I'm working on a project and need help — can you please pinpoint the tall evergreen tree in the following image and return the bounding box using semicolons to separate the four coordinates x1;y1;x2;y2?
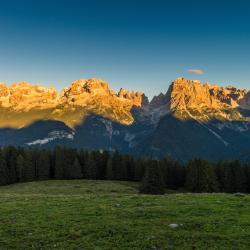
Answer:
37;150;51;180
24;150;36;182
78;149;87;178
161;157;185;190
125;156;135;181
0;150;8;186
96;150;109;179
85;152;98;179
54;146;65;179
221;161;247;193
16;154;25;182
134;158;145;181
3;146;18;184
215;161;227;192
245;164;250;193
106;157;114;180
69;158;83;179
140;160;165;195
112;151;127;180
232;161;246;193
185;159;218;193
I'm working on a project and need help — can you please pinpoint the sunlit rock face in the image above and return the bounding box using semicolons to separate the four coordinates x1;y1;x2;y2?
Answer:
55;78;146;127
159;77;248;121
0;77;249;129
0;82;57;110
240;91;250;109
0;78;146;128
1;77;250;161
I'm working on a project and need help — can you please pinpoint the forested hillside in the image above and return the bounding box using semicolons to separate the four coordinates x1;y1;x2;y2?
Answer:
1;146;250;193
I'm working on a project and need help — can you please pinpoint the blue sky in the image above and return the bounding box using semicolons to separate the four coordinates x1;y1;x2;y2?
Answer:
0;0;249;98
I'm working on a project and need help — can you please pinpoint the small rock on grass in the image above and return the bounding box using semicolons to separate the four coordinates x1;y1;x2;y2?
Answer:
234;193;245;197
169;223;182;228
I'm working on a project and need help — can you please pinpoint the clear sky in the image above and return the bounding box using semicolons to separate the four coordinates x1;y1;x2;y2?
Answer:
0;0;249;99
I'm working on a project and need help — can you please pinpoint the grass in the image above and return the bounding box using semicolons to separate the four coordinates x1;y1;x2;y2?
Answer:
0;180;250;249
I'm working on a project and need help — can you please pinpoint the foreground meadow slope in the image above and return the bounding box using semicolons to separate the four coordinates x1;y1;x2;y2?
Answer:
0;180;250;249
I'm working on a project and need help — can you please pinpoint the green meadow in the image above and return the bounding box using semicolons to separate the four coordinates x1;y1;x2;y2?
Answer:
0;180;249;249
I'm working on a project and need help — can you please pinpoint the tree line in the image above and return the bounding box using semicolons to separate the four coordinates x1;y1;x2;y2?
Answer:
0;146;250;194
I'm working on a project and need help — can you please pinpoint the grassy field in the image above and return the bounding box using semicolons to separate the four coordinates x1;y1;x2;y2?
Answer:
0;180;250;249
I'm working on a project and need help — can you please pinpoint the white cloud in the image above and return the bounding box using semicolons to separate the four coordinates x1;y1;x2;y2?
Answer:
188;69;204;75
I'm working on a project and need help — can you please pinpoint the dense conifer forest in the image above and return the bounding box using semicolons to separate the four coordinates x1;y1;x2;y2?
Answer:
1;146;250;194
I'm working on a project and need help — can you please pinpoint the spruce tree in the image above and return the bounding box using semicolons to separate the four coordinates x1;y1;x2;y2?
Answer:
16;154;25;182
69;158;83;179
134;158;144;181
222;161;247;193
3;146;18;184
0;150;8;186
106;157;114;180
215;161;227;192
140;160;165;195
161;157;185;190
54;146;65;179
97;150;109;179
37;150;51;180
24;150;35;182
222;161;234;193
232;161;246;193
245;164;250;193
125;156;135;181
112;151;127;180
85;152;97;179
78;150;88;178
185;159;218;193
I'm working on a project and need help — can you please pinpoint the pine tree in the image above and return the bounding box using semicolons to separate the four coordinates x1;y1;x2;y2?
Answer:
134;158;145;181
54;146;65;179
112;151;127;180
245;164;250;193
222;161;234;193
69;158;83;179
221;161;247;193
3;146;18;184
24;150;35;182
96;150;109;179
16;154;25;182
125;156;135;181
106;157;114;180
0;150;8;186
215;161;227;192
140;160;165;195
185;159;218;193
160;157;185;190
230;161;246;193
78;149;87;178
37;150;51;180
85;152;97;179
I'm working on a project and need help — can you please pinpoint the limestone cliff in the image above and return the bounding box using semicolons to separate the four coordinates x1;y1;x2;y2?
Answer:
150;77;249;122
0;77;249;128
0;78;145;128
0;82;57;110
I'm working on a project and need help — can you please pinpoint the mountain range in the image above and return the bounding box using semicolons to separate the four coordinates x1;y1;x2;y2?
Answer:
1;77;250;161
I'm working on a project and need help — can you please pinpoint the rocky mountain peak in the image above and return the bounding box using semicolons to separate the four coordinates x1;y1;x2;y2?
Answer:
118;88;147;106
150;92;169;108
240;91;250;108
57;78;147;127
0;81;57;111
0;77;249;129
168;77;249;121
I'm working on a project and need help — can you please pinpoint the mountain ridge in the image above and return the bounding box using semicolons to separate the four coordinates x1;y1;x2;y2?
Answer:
1;77;250;161
1;77;249;129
